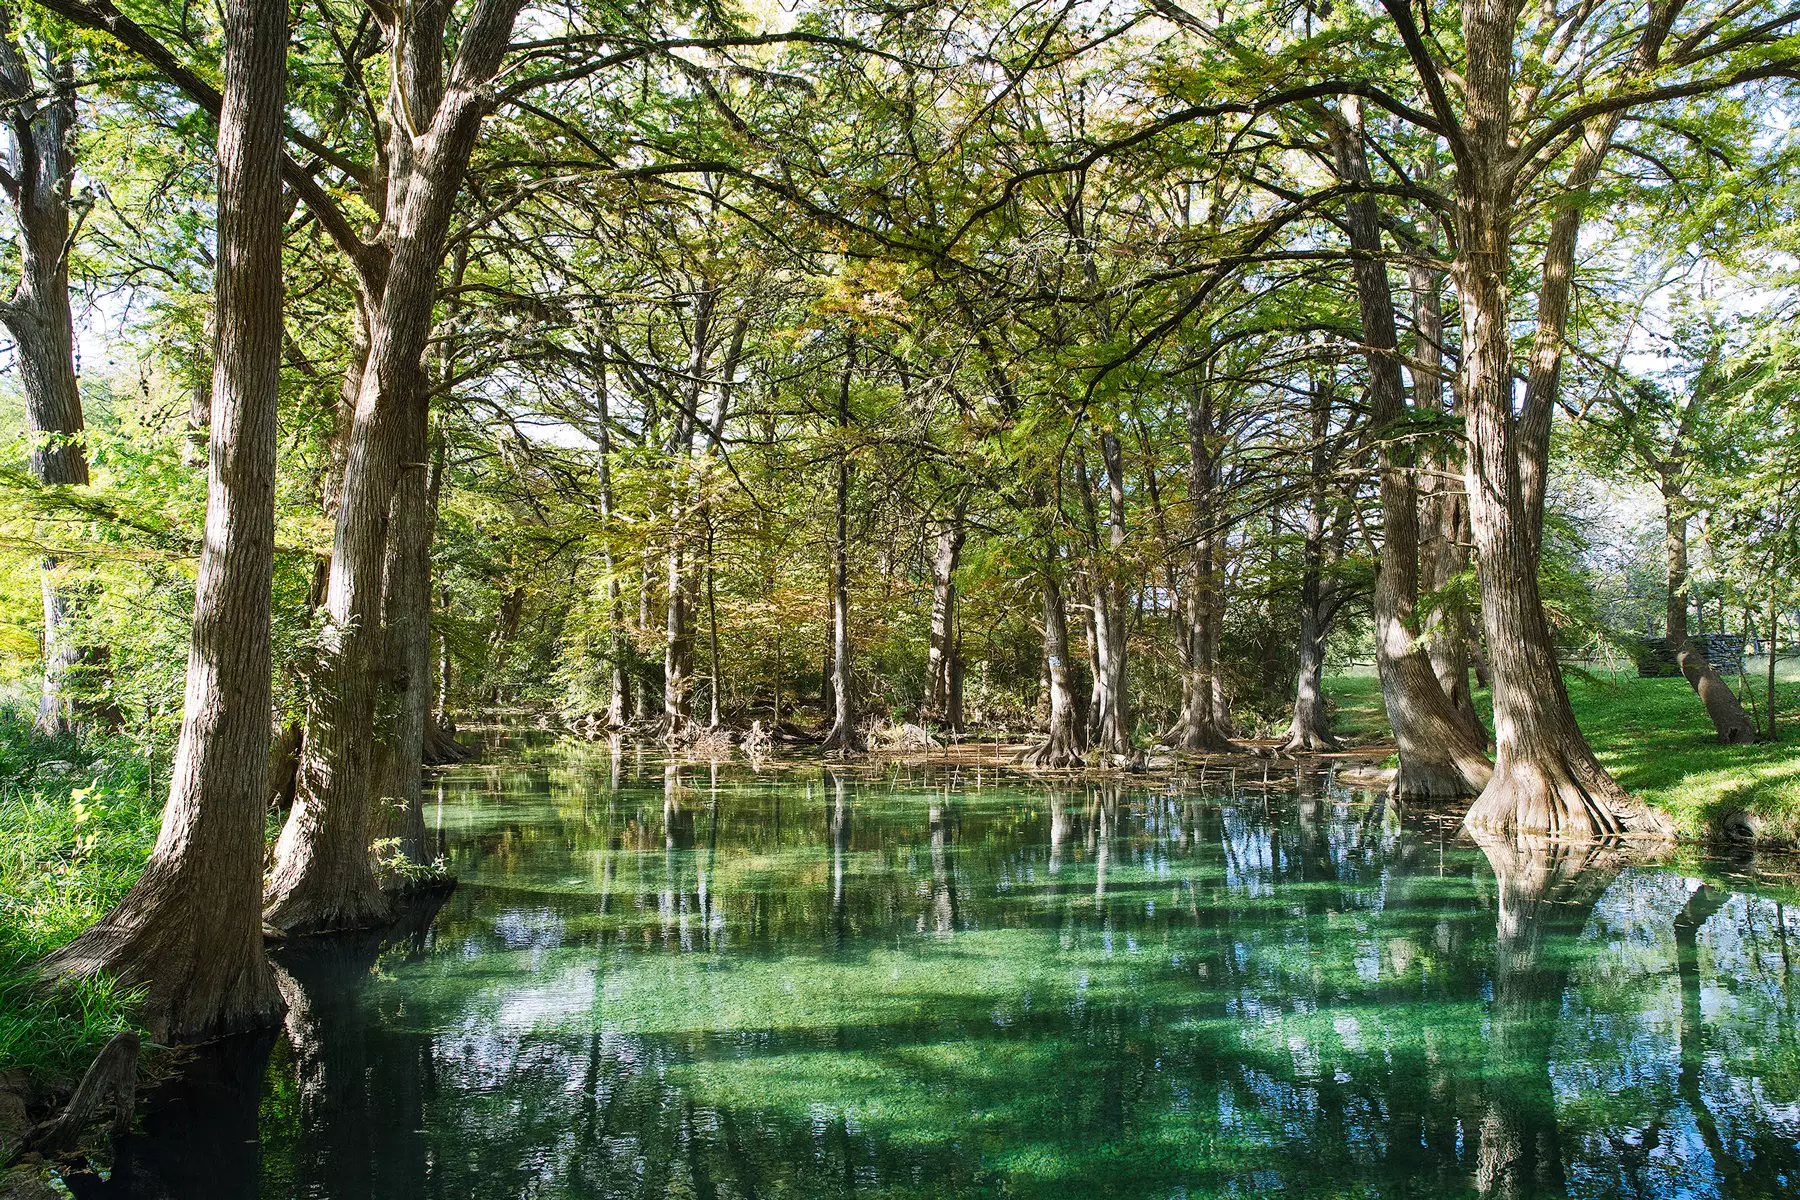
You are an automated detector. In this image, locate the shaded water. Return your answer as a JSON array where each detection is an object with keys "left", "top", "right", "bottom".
[{"left": 88, "top": 744, "right": 1800, "bottom": 1198}]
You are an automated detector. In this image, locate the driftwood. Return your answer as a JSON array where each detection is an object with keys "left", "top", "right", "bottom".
[
  {"left": 875, "top": 722, "right": 941, "bottom": 751},
  {"left": 17, "top": 1033, "right": 137, "bottom": 1158},
  {"left": 741, "top": 720, "right": 773, "bottom": 758}
]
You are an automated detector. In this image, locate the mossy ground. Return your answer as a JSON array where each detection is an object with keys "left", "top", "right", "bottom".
[{"left": 1324, "top": 660, "right": 1800, "bottom": 840}]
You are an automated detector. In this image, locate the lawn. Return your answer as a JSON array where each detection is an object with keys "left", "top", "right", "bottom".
[{"left": 1324, "top": 666, "right": 1800, "bottom": 840}]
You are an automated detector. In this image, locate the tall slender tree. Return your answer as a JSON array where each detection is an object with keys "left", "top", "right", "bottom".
[
  {"left": 41, "top": 0, "right": 288, "bottom": 1042},
  {"left": 0, "top": 6, "right": 92, "bottom": 733}
]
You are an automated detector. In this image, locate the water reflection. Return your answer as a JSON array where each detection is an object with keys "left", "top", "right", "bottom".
[
  {"left": 1472, "top": 837, "right": 1624, "bottom": 1199},
  {"left": 91, "top": 752, "right": 1800, "bottom": 1199}
]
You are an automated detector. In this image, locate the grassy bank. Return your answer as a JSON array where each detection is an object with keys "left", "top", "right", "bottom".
[
  {"left": 0, "top": 706, "right": 159, "bottom": 1075},
  {"left": 1324, "top": 668, "right": 1800, "bottom": 839}
]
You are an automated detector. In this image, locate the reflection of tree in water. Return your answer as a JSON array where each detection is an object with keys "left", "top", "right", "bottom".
[
  {"left": 62, "top": 1031, "right": 276, "bottom": 1200},
  {"left": 269, "top": 891, "right": 450, "bottom": 1200},
  {"left": 1676, "top": 881, "right": 1734, "bottom": 1189},
  {"left": 1666, "top": 880, "right": 1800, "bottom": 1195},
  {"left": 1471, "top": 835, "right": 1623, "bottom": 1200},
  {"left": 830, "top": 769, "right": 849, "bottom": 947},
  {"left": 925, "top": 795, "right": 961, "bottom": 935}
]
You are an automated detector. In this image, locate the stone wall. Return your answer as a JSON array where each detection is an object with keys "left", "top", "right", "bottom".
[{"left": 1634, "top": 634, "right": 1745, "bottom": 678}]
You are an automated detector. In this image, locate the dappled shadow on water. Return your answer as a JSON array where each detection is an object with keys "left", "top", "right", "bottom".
[{"left": 86, "top": 752, "right": 1800, "bottom": 1199}]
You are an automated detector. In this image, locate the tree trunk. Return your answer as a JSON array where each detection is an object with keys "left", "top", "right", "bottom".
[
  {"left": 1456, "top": 176, "right": 1667, "bottom": 838},
  {"left": 0, "top": 14, "right": 97, "bottom": 734},
  {"left": 923, "top": 499, "right": 966, "bottom": 731},
  {"left": 635, "top": 551, "right": 656, "bottom": 722},
  {"left": 1023, "top": 537, "right": 1084, "bottom": 767},
  {"left": 706, "top": 553, "right": 722, "bottom": 729},
  {"left": 1170, "top": 378, "right": 1234, "bottom": 752},
  {"left": 697, "top": 310, "right": 746, "bottom": 732},
  {"left": 41, "top": 0, "right": 288, "bottom": 1042},
  {"left": 267, "top": 0, "right": 526, "bottom": 932},
  {"left": 664, "top": 540, "right": 694, "bottom": 732},
  {"left": 321, "top": 300, "right": 371, "bottom": 524},
  {"left": 821, "top": 342, "right": 862, "bottom": 753},
  {"left": 373, "top": 243, "right": 465, "bottom": 873},
  {"left": 1208, "top": 530, "right": 1234, "bottom": 734},
  {"left": 1083, "top": 434, "right": 1132, "bottom": 758},
  {"left": 371, "top": 414, "right": 433, "bottom": 873},
  {"left": 1330, "top": 100, "right": 1491, "bottom": 798},
  {"left": 1662, "top": 474, "right": 1755, "bottom": 743},
  {"left": 1411, "top": 257, "right": 1485, "bottom": 743},
  {"left": 1453, "top": 0, "right": 1677, "bottom": 839},
  {"left": 595, "top": 344, "right": 628, "bottom": 727},
  {"left": 1286, "top": 380, "right": 1338, "bottom": 751},
  {"left": 661, "top": 288, "right": 725, "bottom": 737}
]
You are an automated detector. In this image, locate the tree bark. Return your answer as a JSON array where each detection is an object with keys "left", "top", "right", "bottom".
[
  {"left": 0, "top": 11, "right": 96, "bottom": 734},
  {"left": 1330, "top": 100, "right": 1492, "bottom": 798},
  {"left": 923, "top": 498, "right": 966, "bottom": 731},
  {"left": 41, "top": 0, "right": 287, "bottom": 1042},
  {"left": 267, "top": 0, "right": 527, "bottom": 932},
  {"left": 371, "top": 401, "right": 433, "bottom": 873},
  {"left": 1169, "top": 377, "right": 1234, "bottom": 752},
  {"left": 821, "top": 341, "right": 862, "bottom": 753},
  {"left": 1023, "top": 536, "right": 1085, "bottom": 767},
  {"left": 1287, "top": 379, "right": 1339, "bottom": 751}
]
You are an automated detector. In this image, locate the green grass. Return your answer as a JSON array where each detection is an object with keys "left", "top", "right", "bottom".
[
  {"left": 1325, "top": 667, "right": 1800, "bottom": 840},
  {"left": 0, "top": 704, "right": 159, "bottom": 1075}
]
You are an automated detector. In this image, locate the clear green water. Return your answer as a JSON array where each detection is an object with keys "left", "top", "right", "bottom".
[{"left": 102, "top": 744, "right": 1800, "bottom": 1198}]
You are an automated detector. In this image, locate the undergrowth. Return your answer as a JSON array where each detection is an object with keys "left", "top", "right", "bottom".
[{"left": 0, "top": 704, "right": 159, "bottom": 1076}]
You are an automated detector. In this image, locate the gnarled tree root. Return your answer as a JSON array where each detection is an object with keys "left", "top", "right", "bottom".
[
  {"left": 1391, "top": 747, "right": 1492, "bottom": 802},
  {"left": 1021, "top": 728, "right": 1085, "bottom": 768},
  {"left": 819, "top": 719, "right": 865, "bottom": 755},
  {"left": 1162, "top": 714, "right": 1236, "bottom": 754},
  {"left": 262, "top": 875, "right": 392, "bottom": 938},
  {"left": 1464, "top": 756, "right": 1673, "bottom": 842},
  {"left": 15, "top": 1034, "right": 137, "bottom": 1159},
  {"left": 422, "top": 724, "right": 471, "bottom": 766},
  {"left": 41, "top": 897, "right": 283, "bottom": 1046},
  {"left": 1282, "top": 727, "right": 1339, "bottom": 754}
]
